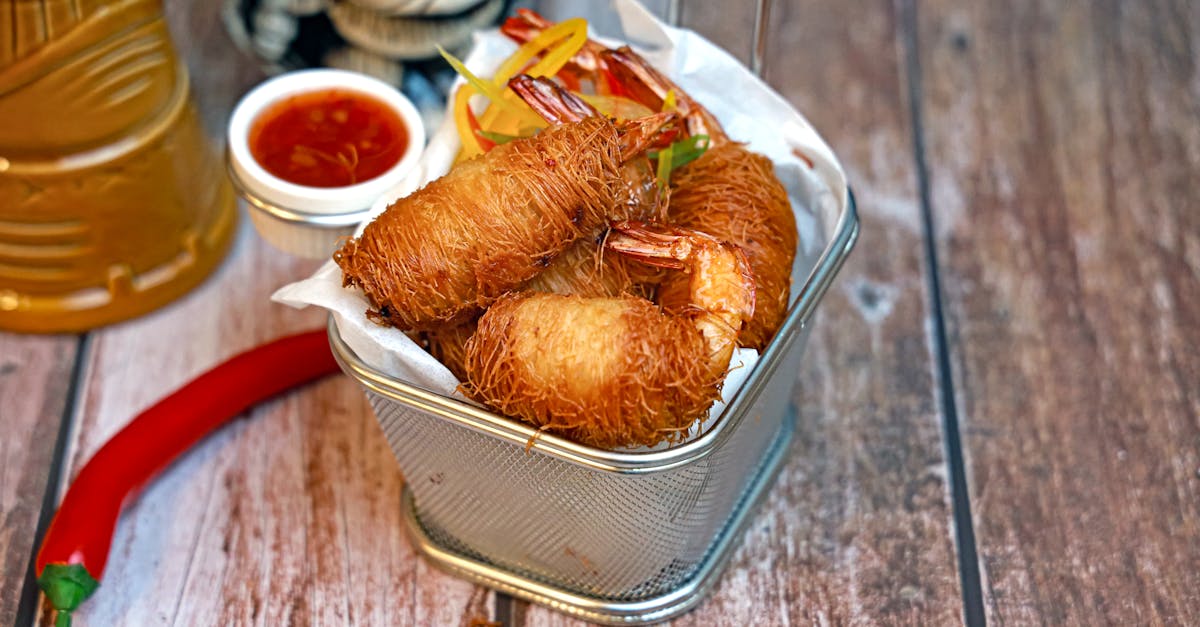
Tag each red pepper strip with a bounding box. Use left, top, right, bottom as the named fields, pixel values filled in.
left=35, top=329, right=340, bottom=627
left=466, top=104, right=497, bottom=152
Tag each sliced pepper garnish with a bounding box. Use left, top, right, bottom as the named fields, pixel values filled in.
left=445, top=19, right=590, bottom=159
left=655, top=90, right=678, bottom=188
left=649, top=134, right=711, bottom=173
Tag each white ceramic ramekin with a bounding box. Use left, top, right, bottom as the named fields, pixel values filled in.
left=227, top=68, right=425, bottom=258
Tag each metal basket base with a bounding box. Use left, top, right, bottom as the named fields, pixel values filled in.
left=399, top=405, right=797, bottom=625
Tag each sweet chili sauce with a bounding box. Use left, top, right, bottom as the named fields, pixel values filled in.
left=249, top=89, right=409, bottom=188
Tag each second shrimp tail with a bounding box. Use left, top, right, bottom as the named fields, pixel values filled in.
left=509, top=74, right=680, bottom=160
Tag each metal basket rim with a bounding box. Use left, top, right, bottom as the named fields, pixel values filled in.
left=328, top=189, right=858, bottom=474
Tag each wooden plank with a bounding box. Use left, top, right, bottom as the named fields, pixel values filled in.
left=23, top=0, right=969, bottom=624
left=0, top=334, right=78, bottom=626
left=512, top=0, right=965, bottom=623
left=38, top=236, right=492, bottom=627
left=32, top=0, right=494, bottom=624
left=917, top=0, right=1200, bottom=623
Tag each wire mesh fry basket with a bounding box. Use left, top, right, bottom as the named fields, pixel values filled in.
left=312, top=0, right=860, bottom=621
left=328, top=183, right=857, bottom=622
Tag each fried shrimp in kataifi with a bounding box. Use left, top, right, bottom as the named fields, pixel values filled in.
left=462, top=221, right=755, bottom=449
left=509, top=74, right=666, bottom=225
left=657, top=142, right=796, bottom=349
left=419, top=233, right=651, bottom=380
left=502, top=15, right=799, bottom=349
left=418, top=319, right=476, bottom=382
left=334, top=112, right=675, bottom=331
left=601, top=46, right=797, bottom=350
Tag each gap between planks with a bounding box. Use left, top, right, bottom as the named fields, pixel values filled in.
left=13, top=333, right=91, bottom=627
left=898, top=0, right=985, bottom=624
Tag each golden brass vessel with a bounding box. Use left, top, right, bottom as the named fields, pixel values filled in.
left=0, top=0, right=237, bottom=332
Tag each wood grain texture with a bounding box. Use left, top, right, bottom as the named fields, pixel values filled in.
left=30, top=0, right=494, bottom=624
left=512, top=0, right=964, bottom=624
left=918, top=0, right=1200, bottom=623
left=20, top=0, right=963, bottom=624
left=0, top=334, right=77, bottom=626
left=37, top=230, right=492, bottom=627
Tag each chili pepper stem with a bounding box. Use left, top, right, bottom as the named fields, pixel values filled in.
left=38, top=563, right=98, bottom=627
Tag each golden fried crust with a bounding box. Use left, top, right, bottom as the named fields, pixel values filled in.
left=417, top=319, right=476, bottom=382
left=334, top=117, right=624, bottom=331
left=662, top=143, right=797, bottom=350
left=462, top=292, right=722, bottom=449
left=613, top=156, right=667, bottom=223
left=423, top=229, right=655, bottom=381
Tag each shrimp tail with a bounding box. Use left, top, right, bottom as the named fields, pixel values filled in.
left=603, top=221, right=711, bottom=271
left=607, top=221, right=756, bottom=328
left=509, top=74, right=679, bottom=159
left=615, top=111, right=680, bottom=160
left=500, top=12, right=723, bottom=139
left=500, top=9, right=553, bottom=40
left=508, top=74, right=597, bottom=124
left=600, top=47, right=728, bottom=143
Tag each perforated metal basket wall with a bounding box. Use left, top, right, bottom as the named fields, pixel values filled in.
left=329, top=191, right=857, bottom=624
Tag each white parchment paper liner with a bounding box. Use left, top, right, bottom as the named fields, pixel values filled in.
left=273, top=0, right=847, bottom=445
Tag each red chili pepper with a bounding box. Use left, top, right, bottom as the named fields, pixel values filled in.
left=35, top=329, right=341, bottom=627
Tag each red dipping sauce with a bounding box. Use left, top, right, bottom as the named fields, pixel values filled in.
left=249, top=89, right=409, bottom=188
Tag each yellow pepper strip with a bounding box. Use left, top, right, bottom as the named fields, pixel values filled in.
left=492, top=18, right=588, bottom=85
left=448, top=18, right=589, bottom=160
left=453, top=87, right=483, bottom=159
left=478, top=18, right=588, bottom=131
left=656, top=90, right=678, bottom=187
left=520, top=20, right=588, bottom=79
left=440, top=47, right=545, bottom=128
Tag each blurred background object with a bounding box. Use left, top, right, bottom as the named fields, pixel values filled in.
left=0, top=0, right=238, bottom=333
left=222, top=0, right=511, bottom=133
left=221, top=0, right=693, bottom=139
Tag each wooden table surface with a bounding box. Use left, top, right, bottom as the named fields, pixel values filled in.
left=3, top=0, right=1197, bottom=625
